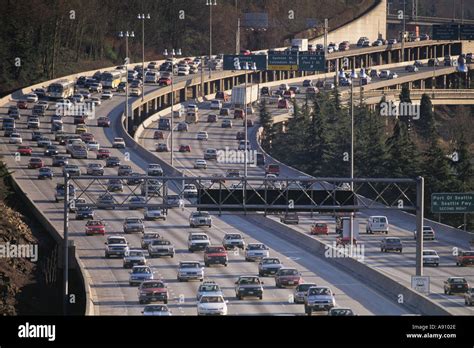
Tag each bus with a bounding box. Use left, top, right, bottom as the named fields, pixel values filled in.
left=47, top=80, right=75, bottom=99
left=101, top=71, right=125, bottom=89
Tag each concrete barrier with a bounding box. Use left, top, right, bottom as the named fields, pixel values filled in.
left=246, top=215, right=450, bottom=315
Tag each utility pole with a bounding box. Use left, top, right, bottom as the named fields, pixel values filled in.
left=416, top=177, right=424, bottom=276
left=324, top=18, right=328, bottom=54
left=236, top=18, right=241, bottom=54
left=401, top=0, right=406, bottom=62
left=62, top=173, right=69, bottom=315
left=138, top=14, right=150, bottom=102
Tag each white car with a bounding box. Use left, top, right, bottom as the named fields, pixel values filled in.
left=26, top=93, right=39, bottom=103
left=197, top=131, right=209, bottom=141
left=142, top=304, right=172, bottom=316
left=144, top=207, right=167, bottom=221
left=183, top=184, right=198, bottom=198
left=210, top=100, right=222, bottom=110
left=27, top=118, right=40, bottom=129
left=9, top=133, right=22, bottom=144
left=197, top=295, right=228, bottom=316
left=388, top=72, right=399, bottom=79
left=87, top=141, right=100, bottom=151
left=91, top=97, right=101, bottom=106
left=102, top=91, right=113, bottom=99
left=245, top=243, right=270, bottom=261
left=379, top=70, right=391, bottom=79
left=423, top=250, right=440, bottom=267
left=112, top=137, right=126, bottom=148
left=194, top=159, right=207, bottom=169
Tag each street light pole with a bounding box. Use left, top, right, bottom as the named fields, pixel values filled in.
left=207, top=0, right=217, bottom=78
left=62, top=173, right=69, bottom=315
left=243, top=62, right=257, bottom=178
left=138, top=13, right=150, bottom=102
left=119, top=31, right=134, bottom=134
left=401, top=0, right=406, bottom=62
left=164, top=49, right=182, bottom=167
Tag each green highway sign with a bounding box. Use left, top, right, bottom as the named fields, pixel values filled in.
left=299, top=53, right=326, bottom=71
left=460, top=25, right=474, bottom=40
left=431, top=193, right=474, bottom=213
left=268, top=53, right=299, bottom=71
left=432, top=24, right=460, bottom=41
left=223, top=55, right=267, bottom=71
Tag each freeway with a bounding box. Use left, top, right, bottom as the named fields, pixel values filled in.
left=138, top=91, right=474, bottom=315
left=0, top=74, right=410, bottom=315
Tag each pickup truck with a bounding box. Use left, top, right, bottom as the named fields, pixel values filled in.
left=123, top=217, right=145, bottom=234
left=189, top=211, right=212, bottom=228
left=204, top=246, right=228, bottom=267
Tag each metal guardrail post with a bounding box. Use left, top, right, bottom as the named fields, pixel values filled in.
left=416, top=176, right=424, bottom=276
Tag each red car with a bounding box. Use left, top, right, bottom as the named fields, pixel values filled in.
left=138, top=280, right=169, bottom=304
left=18, top=146, right=32, bottom=156
left=207, top=114, right=217, bottom=123
left=311, top=223, right=329, bottom=235
left=97, top=149, right=111, bottom=159
left=154, top=131, right=164, bottom=140
left=159, top=77, right=172, bottom=86
left=265, top=164, right=280, bottom=176
left=240, top=49, right=251, bottom=56
left=179, top=145, right=191, bottom=153
left=275, top=268, right=302, bottom=288
left=97, top=117, right=111, bottom=127
left=28, top=158, right=44, bottom=169
left=204, top=246, right=228, bottom=267
left=236, top=132, right=245, bottom=141
left=234, top=109, right=245, bottom=119
left=278, top=99, right=290, bottom=109
left=456, top=251, right=474, bottom=267
left=17, top=100, right=28, bottom=109
left=85, top=220, right=106, bottom=236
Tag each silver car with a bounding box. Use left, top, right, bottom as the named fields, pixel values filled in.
left=258, top=257, right=283, bottom=277
left=245, top=243, right=270, bottom=262
left=129, top=265, right=154, bottom=286
left=142, top=304, right=172, bottom=316
left=177, top=261, right=204, bottom=282
left=293, top=283, right=317, bottom=304
left=305, top=286, right=336, bottom=315
left=123, top=249, right=147, bottom=268
left=196, top=281, right=224, bottom=301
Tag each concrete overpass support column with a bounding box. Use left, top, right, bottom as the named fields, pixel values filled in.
left=133, top=108, right=140, bottom=130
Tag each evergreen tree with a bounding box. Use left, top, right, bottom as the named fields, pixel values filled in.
left=399, top=85, right=413, bottom=132
left=415, top=94, right=437, bottom=140
left=452, top=133, right=474, bottom=191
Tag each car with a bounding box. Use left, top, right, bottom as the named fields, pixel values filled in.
left=90, top=83, right=103, bottom=93
left=112, top=137, right=126, bottom=149
left=37, top=137, right=52, bottom=148
left=142, top=304, right=172, bottom=316
left=91, top=97, right=101, bottom=106
left=72, top=94, right=84, bottom=103
left=388, top=72, right=399, bottom=79
left=189, top=211, right=212, bottom=228
left=444, top=277, right=469, bottom=295
left=183, top=184, right=198, bottom=198
left=220, top=108, right=230, bottom=116
left=280, top=212, right=299, bottom=225
left=75, top=206, right=94, bottom=220
left=366, top=216, right=389, bottom=234
left=123, top=217, right=145, bottom=234
left=86, top=141, right=100, bottom=152
left=310, top=223, right=328, bottom=235
left=265, top=164, right=280, bottom=176
left=210, top=100, right=222, bottom=110
left=96, top=149, right=111, bottom=160
left=204, top=246, right=228, bottom=267
left=147, top=164, right=163, bottom=176
left=63, top=164, right=81, bottom=177
left=141, top=233, right=161, bottom=249
left=177, top=261, right=204, bottom=282
left=423, top=250, right=440, bottom=267
left=328, top=308, right=355, bottom=316
left=27, top=118, right=40, bottom=129
left=275, top=268, right=302, bottom=288
left=54, top=183, right=76, bottom=202
left=258, top=257, right=283, bottom=277
left=221, top=233, right=245, bottom=250
left=294, top=283, right=317, bottom=304
left=9, top=133, right=22, bottom=144
left=380, top=237, right=403, bottom=253
left=221, top=119, right=233, bottom=128
left=128, top=196, right=146, bottom=209
left=127, top=173, right=145, bottom=185
left=138, top=280, right=168, bottom=304
left=156, top=143, right=169, bottom=152
left=52, top=155, right=68, bottom=167
left=465, top=288, right=474, bottom=306
left=305, top=286, right=336, bottom=315
left=456, top=250, right=474, bottom=266
left=81, top=132, right=94, bottom=143
left=159, top=77, right=172, bottom=86
left=17, top=100, right=28, bottom=109
left=106, top=179, right=124, bottom=192
left=245, top=243, right=269, bottom=262
left=101, top=91, right=113, bottom=99
left=97, top=117, right=110, bottom=127
left=17, top=146, right=32, bottom=156
left=197, top=281, right=224, bottom=301
left=85, top=220, right=106, bottom=236
left=75, top=125, right=87, bottom=134
left=148, top=238, right=175, bottom=258
left=406, top=65, right=419, bottom=72
left=387, top=38, right=397, bottom=45
left=197, top=295, right=228, bottom=316
left=153, top=131, right=164, bottom=140
left=28, top=158, right=44, bottom=169
left=215, top=91, right=231, bottom=101
left=129, top=265, right=154, bottom=286
left=188, top=232, right=211, bottom=252
left=118, top=165, right=132, bottom=176
left=194, top=159, right=207, bottom=169
left=202, top=149, right=217, bottom=161
left=414, top=226, right=435, bottom=240
left=123, top=249, right=147, bottom=269
left=97, top=193, right=115, bottom=209
left=86, top=163, right=104, bottom=176
left=38, top=167, right=54, bottom=180
left=106, top=156, right=121, bottom=167
left=144, top=207, right=166, bottom=221
left=235, top=276, right=264, bottom=300
left=197, top=131, right=209, bottom=141
left=179, top=144, right=191, bottom=153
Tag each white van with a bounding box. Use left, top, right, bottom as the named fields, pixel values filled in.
left=366, top=216, right=389, bottom=234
